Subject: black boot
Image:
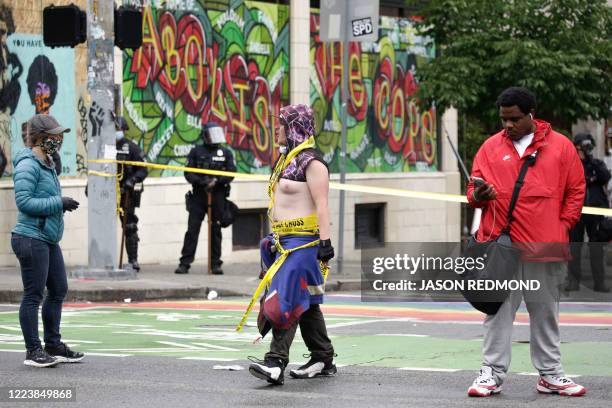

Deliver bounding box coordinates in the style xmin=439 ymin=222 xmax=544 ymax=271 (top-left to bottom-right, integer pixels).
xmin=175 ymin=264 xmax=189 ymax=274
xmin=125 ymin=224 xmax=140 ymax=272
xmin=565 ymin=279 xmax=580 ymax=292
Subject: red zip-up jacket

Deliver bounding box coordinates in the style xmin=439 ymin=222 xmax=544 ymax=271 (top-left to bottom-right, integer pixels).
xmin=467 ymin=120 xmax=585 ymax=260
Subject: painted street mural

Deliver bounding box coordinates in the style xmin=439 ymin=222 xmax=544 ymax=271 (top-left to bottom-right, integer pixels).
xmin=0 ymin=24 xmax=77 ymax=177
xmin=122 ymin=1 xmax=289 ymax=176
xmin=310 ymin=13 xmax=438 ymax=172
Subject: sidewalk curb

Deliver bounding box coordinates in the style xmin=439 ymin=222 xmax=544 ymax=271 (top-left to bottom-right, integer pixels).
xmin=0 ymin=279 xmax=362 ymax=303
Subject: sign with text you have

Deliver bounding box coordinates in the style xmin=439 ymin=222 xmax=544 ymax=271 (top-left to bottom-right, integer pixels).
xmin=319 ymin=0 xmax=380 ymax=43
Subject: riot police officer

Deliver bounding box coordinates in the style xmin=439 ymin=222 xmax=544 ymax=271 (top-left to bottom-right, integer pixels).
xmin=175 ymin=123 xmax=235 ymax=275
xmin=116 ymin=116 xmax=148 ymax=271
xmin=568 ymin=133 xmax=611 ymax=292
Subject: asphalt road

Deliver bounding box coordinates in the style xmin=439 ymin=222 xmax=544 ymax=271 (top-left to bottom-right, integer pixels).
xmin=1 ymin=354 xmax=610 ymax=408
xmin=0 ymin=297 xmax=610 ymax=408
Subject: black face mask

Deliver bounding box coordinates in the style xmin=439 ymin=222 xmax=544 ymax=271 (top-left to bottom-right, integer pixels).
xmin=40 ymin=138 xmax=61 ymax=156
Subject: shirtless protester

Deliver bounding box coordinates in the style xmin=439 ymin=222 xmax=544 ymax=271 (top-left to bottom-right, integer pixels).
xmin=240 ymin=104 xmax=336 ymax=385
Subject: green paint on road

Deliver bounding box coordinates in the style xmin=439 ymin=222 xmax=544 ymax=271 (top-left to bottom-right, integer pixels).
xmin=0 ymin=306 xmax=611 ymax=376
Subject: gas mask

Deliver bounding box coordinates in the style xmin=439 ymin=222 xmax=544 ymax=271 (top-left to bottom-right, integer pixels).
xmin=580 ymin=139 xmax=594 ymax=155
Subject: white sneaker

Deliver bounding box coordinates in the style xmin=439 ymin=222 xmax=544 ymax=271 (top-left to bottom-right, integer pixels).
xmin=537 ymin=375 xmax=586 ymax=396
xmin=467 ymin=366 xmax=502 ymax=397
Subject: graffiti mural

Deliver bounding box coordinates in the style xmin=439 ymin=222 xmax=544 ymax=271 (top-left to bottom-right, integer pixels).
xmin=0 ymin=32 xmax=77 ymax=177
xmin=310 ymin=13 xmax=438 ymax=172
xmin=122 ymin=1 xmax=289 ymax=176
xmin=0 ymin=3 xmax=19 ymax=177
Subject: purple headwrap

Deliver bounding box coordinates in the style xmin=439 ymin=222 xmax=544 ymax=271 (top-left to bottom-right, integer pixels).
xmin=279 ymin=104 xmax=315 ymax=151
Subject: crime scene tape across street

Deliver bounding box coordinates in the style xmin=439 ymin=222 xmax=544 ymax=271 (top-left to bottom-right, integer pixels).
xmin=88 ymin=159 xmax=612 ymax=216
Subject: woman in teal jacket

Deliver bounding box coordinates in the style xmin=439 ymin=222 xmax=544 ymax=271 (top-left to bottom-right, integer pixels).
xmin=11 ymin=114 xmax=84 ymax=367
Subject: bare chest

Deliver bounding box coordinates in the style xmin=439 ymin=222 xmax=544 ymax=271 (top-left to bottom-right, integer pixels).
xmin=276 ymin=178 xmax=310 ymax=196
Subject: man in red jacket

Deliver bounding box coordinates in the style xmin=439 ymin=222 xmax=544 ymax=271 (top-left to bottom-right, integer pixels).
xmin=466 ymin=87 xmax=586 ymax=397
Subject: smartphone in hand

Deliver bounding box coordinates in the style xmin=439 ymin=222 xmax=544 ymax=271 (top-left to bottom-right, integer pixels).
xmin=471 ymin=176 xmax=486 ymax=187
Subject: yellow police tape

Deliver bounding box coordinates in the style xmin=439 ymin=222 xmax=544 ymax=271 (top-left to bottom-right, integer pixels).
xmin=88 ymin=159 xmax=612 ymax=216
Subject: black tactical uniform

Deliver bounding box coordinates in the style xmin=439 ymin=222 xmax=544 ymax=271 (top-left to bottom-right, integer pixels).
xmin=569 ymin=133 xmax=611 ymax=292
xmin=176 ymin=124 xmax=235 ymax=275
xmin=116 ymin=117 xmax=148 ymax=271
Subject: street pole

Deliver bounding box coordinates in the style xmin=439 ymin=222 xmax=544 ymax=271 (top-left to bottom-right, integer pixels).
xmin=207 ymin=191 xmax=213 ymax=275
xmin=73 ymin=0 xmax=134 ymax=279
xmin=337 ymin=0 xmax=350 ymax=275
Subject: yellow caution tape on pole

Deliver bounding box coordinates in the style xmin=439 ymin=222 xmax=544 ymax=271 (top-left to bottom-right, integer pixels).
xmin=87 ymin=159 xmax=612 ymax=217
xmin=87 ymin=170 xmax=115 ymax=177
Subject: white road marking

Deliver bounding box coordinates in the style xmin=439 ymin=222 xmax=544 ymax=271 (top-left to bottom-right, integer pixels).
xmin=90 ymin=348 xmax=219 ymax=353
xmin=402 ymin=320 xmax=612 ymax=328
xmin=86 ymin=352 xmax=132 ymax=357
xmin=180 ymin=357 xmax=238 ymax=362
xmin=191 ymin=342 xmax=240 ymax=351
xmin=517 ymin=372 xmax=581 ymax=378
xmin=0 ymin=325 xmax=22 ymax=331
xmin=326 ymin=318 xmax=416 ymax=329
xmin=375 ymin=334 xmax=429 ymax=338
xmin=399 ymin=367 xmax=460 ymax=372
xmin=157 ymin=341 xmax=201 ymax=349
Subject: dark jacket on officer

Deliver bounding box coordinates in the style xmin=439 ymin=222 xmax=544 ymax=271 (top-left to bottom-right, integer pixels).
xmin=574 ymin=133 xmax=611 ymax=208
xmin=117 ymin=137 xmax=148 ymax=191
xmin=185 ymin=144 xmax=235 ymax=194
xmin=582 ymin=158 xmax=611 ymax=208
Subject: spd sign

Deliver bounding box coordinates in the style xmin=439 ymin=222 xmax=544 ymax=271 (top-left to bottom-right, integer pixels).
xmin=319 ymin=0 xmax=379 ymax=43
xmin=352 ymin=17 xmax=373 ymax=37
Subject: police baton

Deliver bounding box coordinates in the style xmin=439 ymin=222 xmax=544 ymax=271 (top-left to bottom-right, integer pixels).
xmin=207 ymin=190 xmax=213 ymax=275
xmin=119 ymin=192 xmax=129 ymax=269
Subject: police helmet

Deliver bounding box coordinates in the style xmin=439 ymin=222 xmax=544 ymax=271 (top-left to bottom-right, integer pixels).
xmin=202 ymin=123 xmax=225 ymax=145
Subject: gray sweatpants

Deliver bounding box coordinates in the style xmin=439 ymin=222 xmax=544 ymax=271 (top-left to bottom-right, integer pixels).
xmin=482 ymin=261 xmax=567 ymax=385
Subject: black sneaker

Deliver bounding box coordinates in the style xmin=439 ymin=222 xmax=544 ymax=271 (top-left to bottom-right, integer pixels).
xmin=24 ymin=348 xmax=59 ymax=368
xmin=289 ymin=357 xmax=337 ymax=379
xmin=175 ymin=264 xmax=189 ymax=274
xmin=44 ymin=342 xmax=85 ymax=363
xmin=248 ymin=357 xmax=285 ymax=385
xmin=212 ymin=264 xmax=223 ymax=275
xmin=130 ymin=261 xmax=140 ymax=272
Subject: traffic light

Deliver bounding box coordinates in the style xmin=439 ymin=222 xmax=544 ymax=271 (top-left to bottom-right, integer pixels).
xmin=114 ymin=7 xmax=142 ymax=50
xmin=43 ymin=5 xmax=86 ymax=48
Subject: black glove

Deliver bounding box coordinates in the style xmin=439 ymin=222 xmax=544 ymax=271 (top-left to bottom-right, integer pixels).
xmin=62 ymin=197 xmax=79 ymax=212
xmin=124 ymin=178 xmax=135 ymax=190
xmin=317 ymin=239 xmax=335 ymax=263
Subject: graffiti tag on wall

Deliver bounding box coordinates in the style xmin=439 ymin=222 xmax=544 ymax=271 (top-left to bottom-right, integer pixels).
xmin=122 ymin=1 xmax=289 ymax=176
xmin=0 ymin=31 xmax=77 ymax=177
xmin=310 ymin=13 xmax=438 ymax=172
